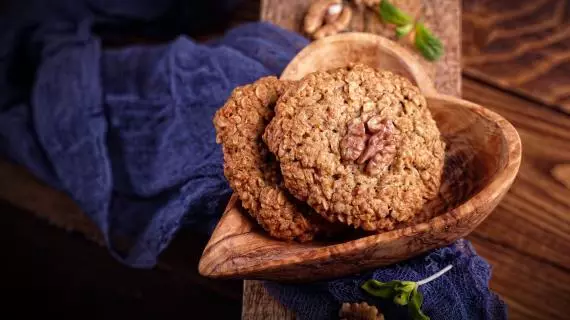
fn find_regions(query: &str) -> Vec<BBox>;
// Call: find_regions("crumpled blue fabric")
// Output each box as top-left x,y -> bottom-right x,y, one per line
265,239 -> 507,320
0,1 -> 507,318
0,0 -> 308,267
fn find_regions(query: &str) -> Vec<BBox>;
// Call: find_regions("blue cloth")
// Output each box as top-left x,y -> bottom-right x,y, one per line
265,239 -> 507,320
0,1 -> 507,319
0,0 -> 308,267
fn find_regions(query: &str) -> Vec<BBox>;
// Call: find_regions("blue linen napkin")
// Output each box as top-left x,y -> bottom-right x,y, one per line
0,1 -> 507,318
0,0 -> 307,267
265,239 -> 506,319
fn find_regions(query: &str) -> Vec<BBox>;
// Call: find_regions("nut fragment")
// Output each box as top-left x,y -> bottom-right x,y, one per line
339,302 -> 384,320
366,142 -> 396,175
340,119 -> 367,161
325,3 -> 343,23
357,118 -> 395,164
365,115 -> 384,133
304,0 -> 340,34
340,115 -> 398,176
314,5 -> 353,39
304,0 -> 353,40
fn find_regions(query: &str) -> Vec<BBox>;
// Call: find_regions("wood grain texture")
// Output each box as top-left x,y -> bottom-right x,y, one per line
463,0 -> 570,114
280,32 -> 437,94
242,281 -> 296,319
0,160 -> 103,244
261,0 -> 461,96
199,32 -> 522,282
461,78 -> 570,320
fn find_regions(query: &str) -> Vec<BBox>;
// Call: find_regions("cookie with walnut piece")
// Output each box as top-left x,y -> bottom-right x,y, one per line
264,64 -> 445,232
213,76 -> 341,241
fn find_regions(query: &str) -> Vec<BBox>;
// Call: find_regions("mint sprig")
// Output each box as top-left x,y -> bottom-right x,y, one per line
395,24 -> 414,39
378,0 -> 444,61
414,22 -> 444,61
409,287 -> 429,320
361,264 -> 453,320
379,0 -> 413,26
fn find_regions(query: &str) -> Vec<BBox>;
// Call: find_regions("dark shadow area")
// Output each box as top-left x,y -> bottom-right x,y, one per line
0,200 -> 242,318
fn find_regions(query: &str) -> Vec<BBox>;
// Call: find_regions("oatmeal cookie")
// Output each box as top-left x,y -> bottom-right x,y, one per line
264,64 -> 445,231
214,76 -> 331,241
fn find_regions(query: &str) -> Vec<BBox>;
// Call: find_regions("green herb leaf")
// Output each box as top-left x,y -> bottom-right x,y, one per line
361,280 -> 399,298
362,280 -> 417,305
361,266 -> 452,320
414,22 -> 444,61
393,281 -> 416,305
396,281 -> 417,292
393,290 -> 412,305
408,287 -> 430,320
395,24 -> 413,38
379,0 -> 413,26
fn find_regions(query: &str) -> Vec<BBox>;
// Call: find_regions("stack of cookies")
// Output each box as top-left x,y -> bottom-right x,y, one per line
213,64 -> 445,242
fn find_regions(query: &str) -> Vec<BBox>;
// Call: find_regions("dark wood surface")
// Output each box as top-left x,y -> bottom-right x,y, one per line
463,77 -> 570,320
463,0 -> 570,114
2,1 -> 569,320
242,282 -> 296,319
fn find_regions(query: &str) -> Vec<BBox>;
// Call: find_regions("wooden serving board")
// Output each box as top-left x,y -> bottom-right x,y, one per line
242,0 -> 462,318
261,0 -> 461,96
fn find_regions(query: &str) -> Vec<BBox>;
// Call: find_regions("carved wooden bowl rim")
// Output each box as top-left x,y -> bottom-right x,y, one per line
282,32 -> 522,253
198,32 -> 522,280
281,32 -> 438,95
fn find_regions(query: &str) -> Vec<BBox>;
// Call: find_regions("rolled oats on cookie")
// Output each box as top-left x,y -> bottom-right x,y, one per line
213,76 -> 341,241
264,64 -> 445,231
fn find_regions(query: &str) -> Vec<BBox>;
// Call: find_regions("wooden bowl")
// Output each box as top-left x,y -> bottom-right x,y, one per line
198,33 -> 521,282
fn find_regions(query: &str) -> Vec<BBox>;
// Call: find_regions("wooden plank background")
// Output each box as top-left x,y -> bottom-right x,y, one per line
463,0 -> 570,114
462,78 -> 570,320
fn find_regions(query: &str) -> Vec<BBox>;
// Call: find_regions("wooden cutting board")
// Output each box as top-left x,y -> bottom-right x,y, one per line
242,0 -> 461,318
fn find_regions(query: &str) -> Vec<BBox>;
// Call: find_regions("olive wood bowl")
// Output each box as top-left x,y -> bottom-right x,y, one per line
198,33 -> 521,282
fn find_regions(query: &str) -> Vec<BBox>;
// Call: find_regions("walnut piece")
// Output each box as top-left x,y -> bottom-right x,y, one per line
340,116 -> 398,176
325,3 -> 343,24
357,118 -> 395,163
340,119 -> 367,161
304,0 -> 353,40
366,142 -> 396,175
304,0 -> 338,34
339,302 -> 384,320
365,115 -> 384,133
